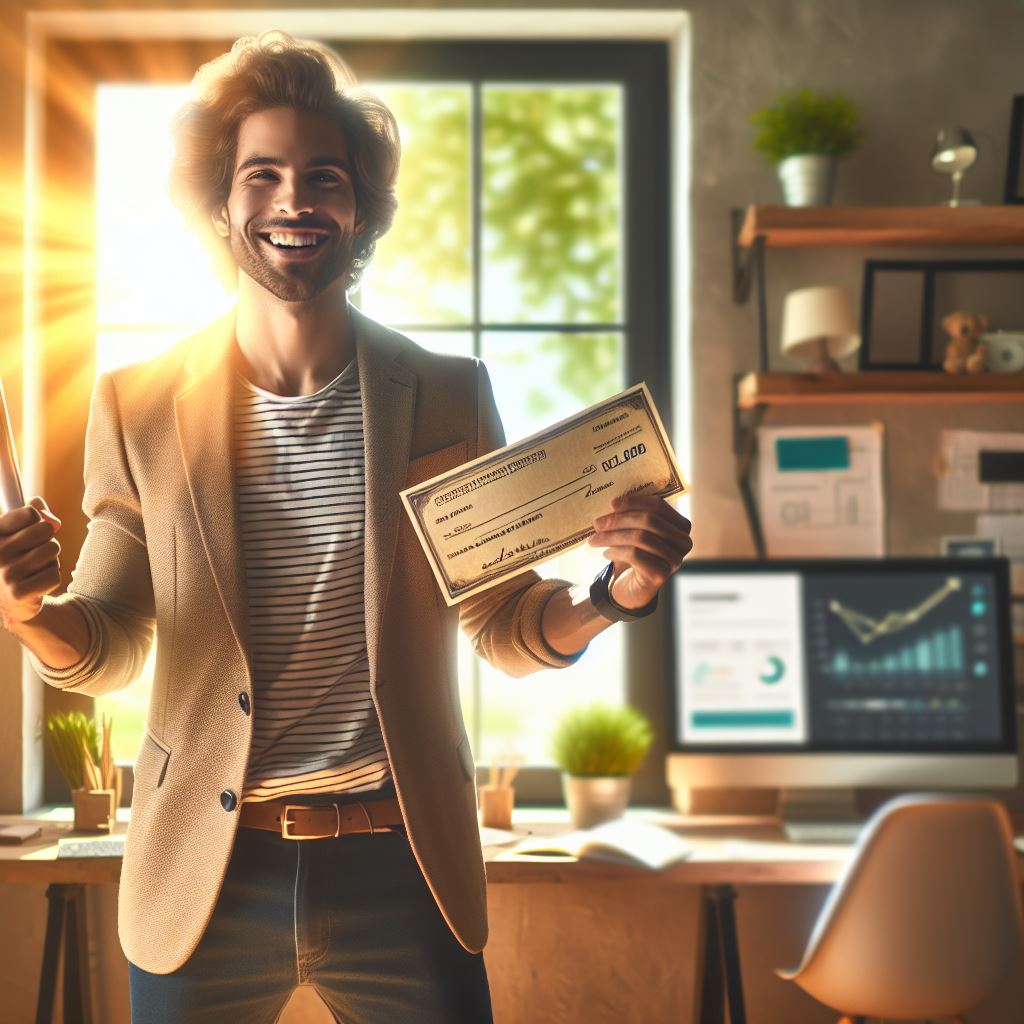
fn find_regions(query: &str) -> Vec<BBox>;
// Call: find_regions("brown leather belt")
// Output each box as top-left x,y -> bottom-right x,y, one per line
239,796 -> 405,840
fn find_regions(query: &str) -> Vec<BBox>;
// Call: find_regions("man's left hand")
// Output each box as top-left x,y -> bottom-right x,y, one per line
588,494 -> 693,611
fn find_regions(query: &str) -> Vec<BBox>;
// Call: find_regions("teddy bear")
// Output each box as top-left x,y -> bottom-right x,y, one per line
941,310 -> 988,374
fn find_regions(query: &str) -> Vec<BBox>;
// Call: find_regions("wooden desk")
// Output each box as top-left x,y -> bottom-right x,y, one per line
484,810 -> 861,1024
5,807 -> 1021,1024
1,808 -> 127,1024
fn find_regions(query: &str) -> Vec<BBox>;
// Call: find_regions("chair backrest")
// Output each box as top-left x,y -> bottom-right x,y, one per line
791,795 -> 1023,1019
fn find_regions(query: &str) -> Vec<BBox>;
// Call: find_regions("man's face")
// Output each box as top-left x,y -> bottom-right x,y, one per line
214,106 -> 363,303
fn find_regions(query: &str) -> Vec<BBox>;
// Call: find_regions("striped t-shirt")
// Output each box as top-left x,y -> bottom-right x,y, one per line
233,352 -> 392,804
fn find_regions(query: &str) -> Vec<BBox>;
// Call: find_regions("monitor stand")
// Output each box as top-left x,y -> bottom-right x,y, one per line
779,787 -> 864,844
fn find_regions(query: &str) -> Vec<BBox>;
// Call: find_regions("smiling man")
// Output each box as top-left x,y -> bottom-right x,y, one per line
0,31 -> 692,1023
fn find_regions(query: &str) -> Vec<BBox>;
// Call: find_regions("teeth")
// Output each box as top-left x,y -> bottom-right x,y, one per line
267,232 -> 321,248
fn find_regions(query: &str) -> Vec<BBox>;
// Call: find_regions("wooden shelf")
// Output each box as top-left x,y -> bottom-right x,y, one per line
737,205 -> 1024,248
737,371 -> 1024,409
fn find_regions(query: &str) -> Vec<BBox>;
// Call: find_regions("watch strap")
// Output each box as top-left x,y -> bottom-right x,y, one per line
589,562 -> 658,623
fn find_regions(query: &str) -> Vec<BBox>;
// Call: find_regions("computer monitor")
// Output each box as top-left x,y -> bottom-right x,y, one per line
667,558 -> 1018,823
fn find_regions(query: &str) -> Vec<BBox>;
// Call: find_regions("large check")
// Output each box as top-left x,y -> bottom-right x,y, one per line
401,383 -> 689,605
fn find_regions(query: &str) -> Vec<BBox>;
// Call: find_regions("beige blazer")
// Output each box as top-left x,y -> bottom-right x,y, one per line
30,306 -> 575,975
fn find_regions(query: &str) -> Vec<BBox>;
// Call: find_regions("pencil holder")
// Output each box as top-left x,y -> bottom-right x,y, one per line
72,788 -> 115,833
478,785 -> 515,830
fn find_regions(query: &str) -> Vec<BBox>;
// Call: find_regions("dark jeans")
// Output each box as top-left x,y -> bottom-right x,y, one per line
128,801 -> 494,1023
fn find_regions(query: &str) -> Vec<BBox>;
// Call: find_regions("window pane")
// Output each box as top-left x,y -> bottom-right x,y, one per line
482,85 -> 623,325
475,330 -> 626,764
481,332 -> 623,444
96,644 -> 156,761
95,85 -> 233,340
357,84 -> 472,325
477,543 -> 624,767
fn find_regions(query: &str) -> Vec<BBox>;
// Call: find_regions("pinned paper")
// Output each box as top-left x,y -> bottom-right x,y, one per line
937,431 -> 1024,512
758,424 -> 885,557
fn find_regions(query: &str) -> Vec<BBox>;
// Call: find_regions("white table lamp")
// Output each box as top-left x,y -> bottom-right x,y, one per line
780,286 -> 861,373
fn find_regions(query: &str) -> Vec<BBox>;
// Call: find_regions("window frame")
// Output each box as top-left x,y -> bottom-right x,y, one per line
36,38 -> 672,807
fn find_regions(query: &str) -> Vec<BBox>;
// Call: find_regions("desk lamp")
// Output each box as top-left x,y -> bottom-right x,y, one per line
931,127 -> 978,208
780,286 -> 860,373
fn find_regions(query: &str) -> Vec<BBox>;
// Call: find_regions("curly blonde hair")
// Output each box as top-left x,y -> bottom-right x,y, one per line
168,31 -> 400,288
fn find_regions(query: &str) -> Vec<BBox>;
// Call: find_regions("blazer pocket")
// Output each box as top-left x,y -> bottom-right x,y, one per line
134,725 -> 171,790
456,734 -> 477,783
405,440 -> 469,488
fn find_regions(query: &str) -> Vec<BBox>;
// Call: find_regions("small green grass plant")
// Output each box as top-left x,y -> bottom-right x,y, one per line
46,710 -> 100,791
750,88 -> 863,164
550,702 -> 653,777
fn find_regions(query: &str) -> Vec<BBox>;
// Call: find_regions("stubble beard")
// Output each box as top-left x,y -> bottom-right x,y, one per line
229,222 -> 357,303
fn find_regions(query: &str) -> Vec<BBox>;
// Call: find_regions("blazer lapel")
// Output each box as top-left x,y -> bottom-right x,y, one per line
354,308 -> 417,682
174,310 -> 253,681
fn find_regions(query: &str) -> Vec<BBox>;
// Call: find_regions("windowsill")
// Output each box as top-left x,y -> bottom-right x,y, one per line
27,804 -> 132,824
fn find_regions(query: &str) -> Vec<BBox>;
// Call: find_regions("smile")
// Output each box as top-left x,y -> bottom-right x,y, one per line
259,231 -> 329,249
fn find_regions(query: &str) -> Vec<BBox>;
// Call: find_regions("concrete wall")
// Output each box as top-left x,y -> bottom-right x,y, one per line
2,0 -> 1024,1021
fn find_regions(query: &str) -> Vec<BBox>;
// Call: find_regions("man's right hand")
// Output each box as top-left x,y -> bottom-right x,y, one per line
0,497 -> 63,630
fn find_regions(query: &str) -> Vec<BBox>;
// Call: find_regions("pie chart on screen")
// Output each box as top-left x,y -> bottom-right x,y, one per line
759,655 -> 785,685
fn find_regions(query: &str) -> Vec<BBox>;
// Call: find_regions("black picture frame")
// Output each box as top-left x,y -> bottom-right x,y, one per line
1004,95 -> 1024,205
858,258 -> 1024,370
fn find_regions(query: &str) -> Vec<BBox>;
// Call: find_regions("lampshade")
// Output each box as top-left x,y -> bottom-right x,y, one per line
930,127 -> 977,175
781,286 -> 860,369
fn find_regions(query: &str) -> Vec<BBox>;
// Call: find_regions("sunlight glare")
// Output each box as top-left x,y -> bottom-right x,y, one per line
95,85 -> 233,375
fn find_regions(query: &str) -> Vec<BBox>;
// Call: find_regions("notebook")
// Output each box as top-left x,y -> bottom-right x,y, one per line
0,824 -> 42,844
503,819 -> 694,869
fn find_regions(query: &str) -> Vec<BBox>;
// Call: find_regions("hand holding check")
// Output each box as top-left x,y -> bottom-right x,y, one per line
589,494 -> 693,611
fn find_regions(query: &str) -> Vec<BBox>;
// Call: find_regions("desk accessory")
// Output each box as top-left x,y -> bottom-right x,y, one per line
499,818 -> 694,869
0,824 -> 43,844
550,703 -> 652,828
479,751 -> 523,830
46,711 -> 122,833
57,833 -> 125,858
931,126 -> 978,207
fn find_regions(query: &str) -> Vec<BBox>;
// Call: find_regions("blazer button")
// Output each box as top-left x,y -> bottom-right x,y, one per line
220,789 -> 238,812
238,691 -> 251,716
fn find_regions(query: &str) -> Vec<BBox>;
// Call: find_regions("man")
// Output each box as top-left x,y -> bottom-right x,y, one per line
0,32 -> 692,1022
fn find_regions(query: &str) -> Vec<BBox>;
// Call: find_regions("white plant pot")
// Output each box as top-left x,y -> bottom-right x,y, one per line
561,773 -> 631,829
777,154 -> 837,207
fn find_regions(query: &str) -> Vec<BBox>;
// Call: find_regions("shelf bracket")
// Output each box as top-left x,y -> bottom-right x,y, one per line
732,372 -> 767,559
731,207 -> 764,305
731,208 -> 770,372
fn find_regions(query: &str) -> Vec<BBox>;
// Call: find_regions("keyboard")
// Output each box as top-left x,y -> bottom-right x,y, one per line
783,821 -> 865,845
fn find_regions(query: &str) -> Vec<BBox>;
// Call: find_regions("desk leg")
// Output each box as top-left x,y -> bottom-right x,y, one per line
693,886 -> 747,1024
36,885 -> 65,1024
65,886 -> 94,1024
695,888 -> 724,1024
714,886 -> 746,1024
36,884 -> 91,1024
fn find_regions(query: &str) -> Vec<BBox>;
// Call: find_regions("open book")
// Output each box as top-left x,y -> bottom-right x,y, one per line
504,819 -> 694,870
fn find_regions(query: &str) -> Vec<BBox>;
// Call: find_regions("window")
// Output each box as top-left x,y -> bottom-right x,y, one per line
60,41 -> 669,799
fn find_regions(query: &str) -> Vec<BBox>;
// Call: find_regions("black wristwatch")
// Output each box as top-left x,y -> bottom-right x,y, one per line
589,562 -> 658,623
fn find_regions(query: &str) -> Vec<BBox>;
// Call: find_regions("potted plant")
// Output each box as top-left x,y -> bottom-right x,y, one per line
550,702 -> 653,829
750,88 -> 864,207
46,710 -> 121,832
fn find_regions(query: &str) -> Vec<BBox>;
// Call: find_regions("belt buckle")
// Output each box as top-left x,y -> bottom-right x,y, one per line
280,803 -> 340,840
